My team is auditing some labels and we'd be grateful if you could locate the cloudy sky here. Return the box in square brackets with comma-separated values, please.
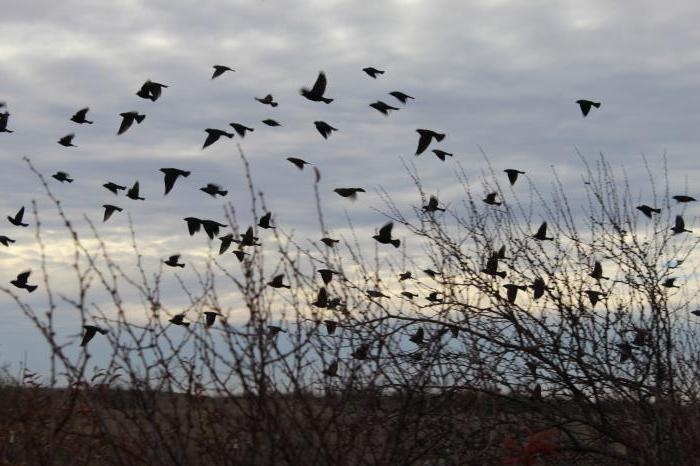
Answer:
[0, 0, 698, 378]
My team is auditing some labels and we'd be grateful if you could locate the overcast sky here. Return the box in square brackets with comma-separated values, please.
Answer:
[1, 0, 698, 379]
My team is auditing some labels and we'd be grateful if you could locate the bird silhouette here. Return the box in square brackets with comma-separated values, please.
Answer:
[369, 101, 399, 116]
[673, 195, 696, 203]
[432, 150, 453, 161]
[363, 67, 384, 78]
[590, 261, 609, 280]
[71, 107, 93, 124]
[389, 91, 414, 104]
[401, 291, 418, 299]
[258, 212, 274, 229]
[399, 271, 413, 281]
[103, 182, 126, 194]
[184, 217, 202, 236]
[423, 269, 441, 279]
[81, 325, 108, 347]
[671, 215, 691, 234]
[126, 181, 144, 200]
[692, 310, 700, 317]
[164, 254, 185, 268]
[58, 134, 77, 147]
[334, 188, 365, 199]
[301, 71, 333, 104]
[211, 65, 234, 79]
[423, 195, 445, 213]
[268, 274, 290, 289]
[117, 111, 146, 135]
[52, 171, 73, 183]
[318, 269, 337, 284]
[169, 313, 190, 327]
[268, 326, 286, 337]
[409, 328, 424, 345]
[533, 222, 553, 241]
[233, 250, 248, 262]
[102, 204, 123, 222]
[0, 236, 15, 247]
[321, 237, 339, 247]
[496, 245, 510, 260]
[202, 128, 234, 149]
[576, 99, 601, 117]
[415, 129, 445, 155]
[662, 278, 679, 288]
[426, 292, 443, 303]
[8, 207, 28, 227]
[201, 220, 227, 239]
[218, 234, 234, 254]
[367, 290, 389, 298]
[504, 169, 525, 185]
[287, 157, 310, 170]
[314, 121, 337, 139]
[373, 222, 400, 248]
[585, 290, 605, 306]
[482, 253, 506, 278]
[324, 320, 338, 335]
[262, 119, 282, 127]
[482, 192, 501, 206]
[204, 311, 222, 327]
[312, 287, 328, 308]
[234, 226, 260, 248]
[160, 168, 190, 195]
[636, 205, 661, 218]
[255, 94, 278, 107]
[0, 112, 13, 133]
[503, 284, 527, 303]
[200, 183, 228, 197]
[229, 122, 254, 138]
[11, 271, 36, 292]
[530, 278, 547, 300]
[136, 80, 168, 101]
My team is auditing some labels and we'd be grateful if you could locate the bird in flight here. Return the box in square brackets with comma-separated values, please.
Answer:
[160, 168, 191, 195]
[432, 150, 453, 161]
[399, 271, 412, 281]
[258, 212, 274, 229]
[202, 128, 234, 149]
[585, 290, 605, 306]
[0, 236, 15, 247]
[52, 171, 73, 183]
[530, 277, 547, 300]
[102, 204, 123, 222]
[103, 182, 126, 195]
[318, 269, 338, 285]
[118, 111, 146, 135]
[373, 222, 400, 248]
[58, 134, 77, 147]
[312, 287, 328, 308]
[255, 94, 278, 107]
[636, 205, 661, 218]
[81, 325, 108, 347]
[126, 181, 145, 200]
[200, 183, 228, 197]
[234, 226, 260, 248]
[334, 188, 365, 199]
[287, 157, 310, 170]
[423, 195, 445, 213]
[0, 112, 13, 133]
[136, 80, 168, 101]
[314, 121, 337, 139]
[8, 207, 28, 227]
[504, 169, 525, 185]
[320, 237, 339, 247]
[673, 195, 696, 203]
[11, 271, 37, 292]
[301, 71, 334, 104]
[389, 91, 414, 104]
[590, 261, 609, 281]
[363, 67, 384, 78]
[415, 129, 445, 155]
[262, 119, 282, 127]
[268, 274, 290, 289]
[211, 65, 234, 79]
[576, 99, 601, 117]
[482, 253, 506, 278]
[204, 311, 222, 327]
[229, 122, 254, 138]
[164, 254, 185, 268]
[369, 101, 399, 116]
[409, 328, 424, 346]
[70, 108, 93, 124]
[671, 215, 691, 234]
[533, 222, 553, 241]
[482, 192, 501, 206]
[169, 313, 190, 327]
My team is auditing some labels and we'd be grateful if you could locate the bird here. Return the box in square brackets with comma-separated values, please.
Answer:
[0, 112, 13, 133]
[662, 278, 679, 288]
[200, 183, 228, 197]
[201, 220, 227, 239]
[169, 313, 190, 327]
[369, 101, 399, 116]
[11, 271, 37, 292]
[117, 111, 146, 135]
[503, 284, 527, 304]
[692, 310, 700, 317]
[373, 222, 400, 248]
[255, 94, 278, 107]
[432, 150, 453, 161]
[423, 195, 445, 213]
[496, 245, 510, 260]
[262, 119, 282, 127]
[363, 67, 384, 78]
[300, 71, 333, 104]
[8, 207, 28, 227]
[426, 292, 443, 303]
[671, 215, 691, 234]
[164, 255, 185, 268]
[399, 271, 413, 281]
[409, 328, 424, 345]
[233, 227, 260, 248]
[233, 250, 248, 262]
[204, 311, 222, 327]
[322, 360, 339, 377]
[334, 188, 365, 199]
[314, 121, 337, 139]
[80, 325, 108, 347]
[482, 192, 501, 206]
[590, 261, 609, 281]
[312, 287, 328, 308]
[318, 269, 338, 284]
[218, 234, 234, 255]
[533, 222, 553, 241]
[52, 171, 73, 183]
[389, 91, 414, 104]
[636, 205, 661, 218]
[136, 80, 168, 101]
[202, 128, 234, 149]
[58, 134, 77, 147]
[70, 107, 93, 124]
[0, 236, 15, 247]
[160, 168, 190, 195]
[268, 274, 290, 289]
[211, 65, 234, 79]
[287, 157, 310, 170]
[673, 195, 696, 203]
[351, 344, 370, 360]
[401, 291, 418, 299]
[125, 181, 144, 200]
[321, 237, 339, 247]
[102, 204, 123, 222]
[258, 212, 274, 229]
[585, 290, 606, 306]
[229, 122, 254, 138]
[415, 129, 445, 155]
[576, 99, 601, 117]
[482, 254, 506, 278]
[367, 290, 389, 298]
[530, 278, 547, 300]
[423, 269, 441, 279]
[504, 169, 525, 185]
[103, 182, 126, 195]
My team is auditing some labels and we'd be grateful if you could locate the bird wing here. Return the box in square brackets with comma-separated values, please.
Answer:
[593, 261, 602, 277]
[75, 108, 89, 119]
[117, 115, 132, 135]
[310, 72, 327, 96]
[676, 215, 685, 229]
[202, 130, 218, 148]
[378, 222, 393, 238]
[16, 271, 30, 283]
[103, 205, 114, 222]
[416, 132, 431, 155]
[537, 222, 547, 237]
[186, 218, 201, 235]
[15, 207, 24, 222]
[81, 326, 97, 346]
[506, 170, 517, 185]
[163, 171, 177, 195]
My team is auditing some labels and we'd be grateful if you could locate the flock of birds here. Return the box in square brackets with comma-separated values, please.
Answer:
[0, 67, 696, 371]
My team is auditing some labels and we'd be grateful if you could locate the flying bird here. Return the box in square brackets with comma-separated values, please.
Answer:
[636, 205, 661, 218]
[373, 222, 400, 248]
[334, 188, 365, 199]
[184, 217, 202, 236]
[204, 311, 222, 327]
[70, 108, 93, 124]
[432, 150, 453, 161]
[164, 254, 185, 268]
[136, 80, 168, 101]
[126, 181, 144, 200]
[11, 271, 37, 292]
[673, 195, 696, 203]
[314, 121, 337, 139]
[202, 128, 234, 149]
[662, 278, 679, 288]
[200, 183, 228, 197]
[423, 269, 441, 279]
[352, 344, 370, 360]
[287, 157, 310, 170]
[389, 91, 414, 104]
[369, 101, 399, 116]
[300, 71, 333, 104]
[533, 222, 553, 241]
[503, 284, 527, 304]
[169, 313, 190, 327]
[201, 220, 227, 239]
[312, 287, 328, 308]
[504, 169, 525, 185]
[58, 134, 76, 147]
[211, 65, 234, 79]
[318, 269, 338, 284]
[218, 234, 234, 255]
[8, 207, 28, 227]
[262, 119, 282, 127]
[409, 328, 424, 346]
[363, 67, 384, 78]
[399, 271, 412, 281]
[590, 261, 609, 280]
[117, 111, 145, 135]
[426, 292, 443, 303]
[103, 182, 126, 194]
[0, 112, 13, 133]
[81, 325, 108, 347]
[671, 215, 691, 234]
[482, 192, 501, 206]
[258, 212, 274, 229]
[268, 274, 290, 289]
[576, 99, 601, 117]
[496, 245, 510, 260]
[0, 236, 15, 247]
[530, 278, 547, 300]
[401, 291, 418, 299]
[415, 129, 445, 155]
[234, 226, 260, 248]
[320, 237, 339, 247]
[233, 250, 249, 262]
[102, 204, 123, 222]
[160, 168, 191, 195]
[255, 94, 278, 107]
[367, 290, 389, 298]
[482, 254, 506, 278]
[423, 195, 445, 213]
[229, 122, 254, 138]
[52, 171, 73, 183]
[585, 290, 606, 306]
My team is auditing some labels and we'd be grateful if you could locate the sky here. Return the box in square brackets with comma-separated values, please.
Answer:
[0, 0, 699, 379]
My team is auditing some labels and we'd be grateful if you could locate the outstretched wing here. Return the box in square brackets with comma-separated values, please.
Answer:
[379, 222, 394, 238]
[117, 114, 133, 135]
[310, 71, 327, 96]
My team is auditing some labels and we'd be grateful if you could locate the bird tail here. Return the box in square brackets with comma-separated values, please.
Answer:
[26, 285, 37, 293]
[652, 208, 661, 214]
[392, 239, 401, 248]
[435, 133, 446, 142]
[177, 264, 185, 268]
[86, 120, 94, 124]
[593, 102, 601, 108]
[135, 114, 146, 124]
[324, 98, 334, 104]
[67, 178, 74, 183]
[220, 190, 229, 196]
[271, 102, 278, 107]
